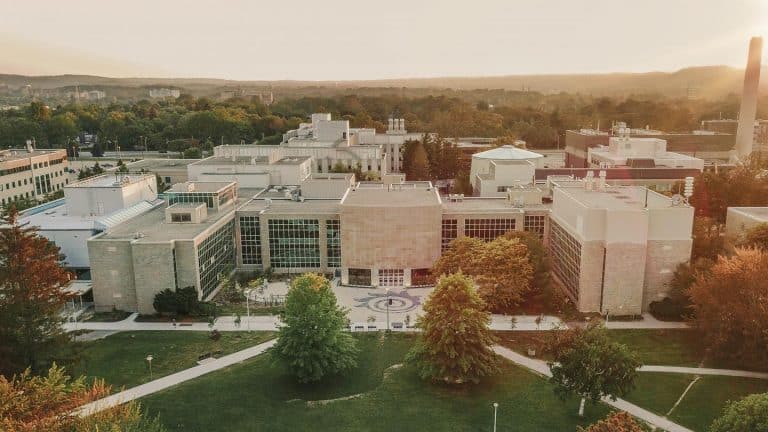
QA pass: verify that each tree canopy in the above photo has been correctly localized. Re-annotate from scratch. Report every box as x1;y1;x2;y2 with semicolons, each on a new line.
406;273;499;384
271;273;358;383
688;248;768;368
0;207;73;377
710;392;768;432
432;235;534;312
577;412;645;432
547;324;641;416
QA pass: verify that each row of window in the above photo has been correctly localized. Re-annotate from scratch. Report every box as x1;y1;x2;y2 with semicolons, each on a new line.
268;219;321;268
197;220;236;298
441;216;547;249
549;220;582;302
2;170;65;191
239;216;262;265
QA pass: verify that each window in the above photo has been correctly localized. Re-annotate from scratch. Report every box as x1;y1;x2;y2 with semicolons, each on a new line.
497;186;509;193
171;213;192;222
267;219;320;268
349;268;371;286
197;220;236;297
167;191;216;208
239;216;262;265
164;176;172;184
465;218;516;241
524;215;546;239
441;219;458;252
549;220;582;302
378;269;404;287
326;220;341;268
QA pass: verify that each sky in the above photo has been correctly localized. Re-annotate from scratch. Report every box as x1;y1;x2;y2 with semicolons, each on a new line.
0;0;767;81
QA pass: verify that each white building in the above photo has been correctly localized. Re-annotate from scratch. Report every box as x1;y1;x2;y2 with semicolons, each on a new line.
0;146;69;206
587;128;705;171
188;151;312;189
149;88;181;98
548;174;694;314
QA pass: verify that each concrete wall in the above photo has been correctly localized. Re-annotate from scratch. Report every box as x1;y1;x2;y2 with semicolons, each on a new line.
643;240;691;308
88;238;137;312
131;242;177;314
65;176;157;217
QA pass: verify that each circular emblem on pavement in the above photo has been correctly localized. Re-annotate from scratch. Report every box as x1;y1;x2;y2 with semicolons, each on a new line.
354;290;421;313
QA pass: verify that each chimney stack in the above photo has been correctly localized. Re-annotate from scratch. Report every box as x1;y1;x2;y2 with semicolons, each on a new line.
734;36;763;161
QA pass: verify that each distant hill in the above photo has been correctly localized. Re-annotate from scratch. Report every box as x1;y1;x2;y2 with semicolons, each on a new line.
1;65;766;99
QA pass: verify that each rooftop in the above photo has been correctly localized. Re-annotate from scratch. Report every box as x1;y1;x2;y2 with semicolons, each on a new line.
558;185;674;210
472;145;544;161
728;207;768;222
66;173;155;188
168;181;236;194
240;198;341;215
0;148;66;162
124;158;198;171
19;199;161;231
442;197;548;214
96;198;243;242
341;182;440;207
193;156;270;166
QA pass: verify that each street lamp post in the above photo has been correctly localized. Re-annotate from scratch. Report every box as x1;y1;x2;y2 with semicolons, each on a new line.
385;288;391;331
245;288;252;331
146;355;154;380
493;402;499;432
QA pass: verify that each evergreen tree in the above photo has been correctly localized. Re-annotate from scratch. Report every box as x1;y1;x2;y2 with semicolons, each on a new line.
271;273;358;383
0;207;73;376
407;139;431;181
407;273;499;384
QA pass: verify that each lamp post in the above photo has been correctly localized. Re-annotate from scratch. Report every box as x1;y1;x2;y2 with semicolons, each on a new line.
493;402;499;432
385;288;391;331
146;355;154;380
244;288;253;331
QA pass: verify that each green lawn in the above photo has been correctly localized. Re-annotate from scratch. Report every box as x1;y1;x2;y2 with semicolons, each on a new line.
495;329;704;366
623;372;768;432
71;331;275;391
141;333;611;432
670;376;768;432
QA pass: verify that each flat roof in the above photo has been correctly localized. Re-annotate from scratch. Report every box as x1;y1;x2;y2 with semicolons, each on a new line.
20;199;160;231
0;148;66;162
558;185;672;210
193;156;270;166
125;158;198;170
239;198;341;215
168;181;236;193
66;173;155;188
341;183;441;207
728;207;768;222
96;199;243;242
442;197;548;214
275;156;310;165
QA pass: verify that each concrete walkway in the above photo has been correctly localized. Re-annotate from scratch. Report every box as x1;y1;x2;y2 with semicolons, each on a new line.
65;313;282;333
604;314;689;329
75;339;277;417
639;365;768;379
492;345;694;432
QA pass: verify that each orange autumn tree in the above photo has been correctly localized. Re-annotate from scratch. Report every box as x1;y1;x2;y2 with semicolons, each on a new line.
688;247;768;367
0;206;74;377
0;364;165;432
577;412;645;432
432;236;533;312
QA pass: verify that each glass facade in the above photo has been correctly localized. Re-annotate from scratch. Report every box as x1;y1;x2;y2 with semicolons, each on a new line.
465;218;516;241
197;220;236;298
326;219;341;268
268;219;321;268
168;192;216;208
349;268;371;286
441;219;458;252
524;215;546;239
239;216;262;265
549;220;582;301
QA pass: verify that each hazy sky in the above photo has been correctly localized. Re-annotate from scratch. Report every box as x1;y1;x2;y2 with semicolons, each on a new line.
1;0;766;80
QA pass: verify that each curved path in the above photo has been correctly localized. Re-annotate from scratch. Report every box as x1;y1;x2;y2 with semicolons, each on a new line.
639;365;768;379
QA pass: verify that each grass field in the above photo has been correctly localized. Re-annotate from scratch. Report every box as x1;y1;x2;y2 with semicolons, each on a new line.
141;333;611;432
71;331;275;390
623;373;768;431
495;329;705;366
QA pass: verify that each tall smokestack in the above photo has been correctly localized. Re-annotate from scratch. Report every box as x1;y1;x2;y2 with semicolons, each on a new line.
734;37;763;161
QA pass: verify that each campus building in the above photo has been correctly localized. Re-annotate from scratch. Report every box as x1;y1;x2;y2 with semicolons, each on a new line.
548;175;694;314
0;146;69;206
724;207;768;248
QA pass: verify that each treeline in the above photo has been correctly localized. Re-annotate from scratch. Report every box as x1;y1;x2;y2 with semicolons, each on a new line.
0;91;760;151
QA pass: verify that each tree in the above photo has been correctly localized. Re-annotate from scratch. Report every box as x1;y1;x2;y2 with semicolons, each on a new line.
432;236;534;312
649;258;711;320
740;223;768;250
183;146;202;159
406;273;499;384
710;392;768;432
547;324;641;417
271;273;358;383
0;207;73;377
152;286;201;316
688;248;768;367
502;231;551;294
116;159;129;173
45;113;78;146
577;412;644;432
691;216;726;261
404;139;430;181
0;364;166;432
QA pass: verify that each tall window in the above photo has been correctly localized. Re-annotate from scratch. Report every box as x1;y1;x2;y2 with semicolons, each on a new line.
326;220;341;268
441;219;458;252
197;220;236;298
465;218;516;241
167;192;215;208
268;219;320;268
378;269;404;287
549;220;582;302
239;216;262;265
524;215;546;239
